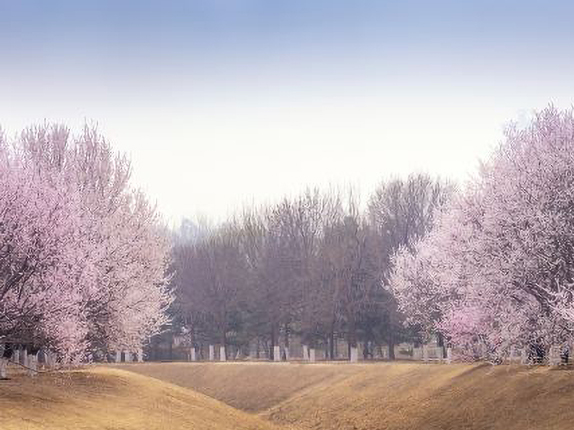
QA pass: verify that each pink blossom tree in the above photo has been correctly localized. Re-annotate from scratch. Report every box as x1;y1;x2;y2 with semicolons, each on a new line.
0;123;172;367
391;106;574;362
0;154;91;362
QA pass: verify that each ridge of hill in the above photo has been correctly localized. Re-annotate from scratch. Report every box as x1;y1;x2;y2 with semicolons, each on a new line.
0;366;281;430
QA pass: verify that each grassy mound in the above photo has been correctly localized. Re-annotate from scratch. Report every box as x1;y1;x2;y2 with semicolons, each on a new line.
0;366;280;430
121;361;574;430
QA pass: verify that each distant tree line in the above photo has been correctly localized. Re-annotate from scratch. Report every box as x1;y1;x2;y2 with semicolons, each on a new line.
171;175;452;360
173;106;574;365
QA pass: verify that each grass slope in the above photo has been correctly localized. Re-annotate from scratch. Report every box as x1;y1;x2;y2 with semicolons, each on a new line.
121;361;574;430
0;366;280;430
117;362;353;412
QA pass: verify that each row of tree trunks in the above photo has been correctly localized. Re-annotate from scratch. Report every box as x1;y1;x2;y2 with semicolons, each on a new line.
0;344;58;378
181;339;453;363
113;350;144;363
186;343;574;365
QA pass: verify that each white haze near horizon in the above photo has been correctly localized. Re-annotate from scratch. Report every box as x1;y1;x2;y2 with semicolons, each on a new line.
1;85;571;226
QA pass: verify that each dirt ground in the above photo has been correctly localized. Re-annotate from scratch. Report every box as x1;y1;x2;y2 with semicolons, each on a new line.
3;361;574;430
120;361;574;430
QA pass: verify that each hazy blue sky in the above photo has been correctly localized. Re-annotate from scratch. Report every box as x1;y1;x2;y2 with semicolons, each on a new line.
2;0;574;223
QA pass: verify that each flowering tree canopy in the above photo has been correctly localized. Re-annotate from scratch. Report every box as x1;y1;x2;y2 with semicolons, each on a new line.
390;106;574;361
0;124;172;363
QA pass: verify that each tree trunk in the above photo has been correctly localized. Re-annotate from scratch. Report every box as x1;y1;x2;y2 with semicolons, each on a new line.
209;344;215;361
347;319;357;353
329;328;335;360
348;321;359;363
0;358;7;379
270;325;276;361
283;323;290;360
221;328;227;361
388;332;396;360
437;332;447;358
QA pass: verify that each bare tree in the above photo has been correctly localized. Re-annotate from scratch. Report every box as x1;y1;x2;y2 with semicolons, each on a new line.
173;226;248;359
368;173;453;254
368;173;454;357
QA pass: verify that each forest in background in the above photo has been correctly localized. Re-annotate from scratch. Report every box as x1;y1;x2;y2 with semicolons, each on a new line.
171;106;574;364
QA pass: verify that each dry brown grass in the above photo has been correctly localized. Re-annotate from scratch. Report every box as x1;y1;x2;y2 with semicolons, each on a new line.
117;361;354;412
0;365;280;430
120;361;574;430
4;361;574;430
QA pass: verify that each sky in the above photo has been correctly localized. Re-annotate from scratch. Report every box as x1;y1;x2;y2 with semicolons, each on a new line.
1;0;574;224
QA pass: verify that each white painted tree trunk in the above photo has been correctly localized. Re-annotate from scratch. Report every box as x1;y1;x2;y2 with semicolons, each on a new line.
309;348;316;363
209;345;215;361
22;347;28;367
13;348;20;365
137;349;144;363
235;349;241;360
446;348;452;364
190;347;197;362
124;351;132;363
0;344;6;378
302;345;309;361
220;346;226;362
521;348;528;364
28;353;38;377
115;350;121;363
284;347;290;362
549;345;561;366
422;345;429;362
0;358;7;379
350;346;359;363
274;345;281;362
45;351;53;368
